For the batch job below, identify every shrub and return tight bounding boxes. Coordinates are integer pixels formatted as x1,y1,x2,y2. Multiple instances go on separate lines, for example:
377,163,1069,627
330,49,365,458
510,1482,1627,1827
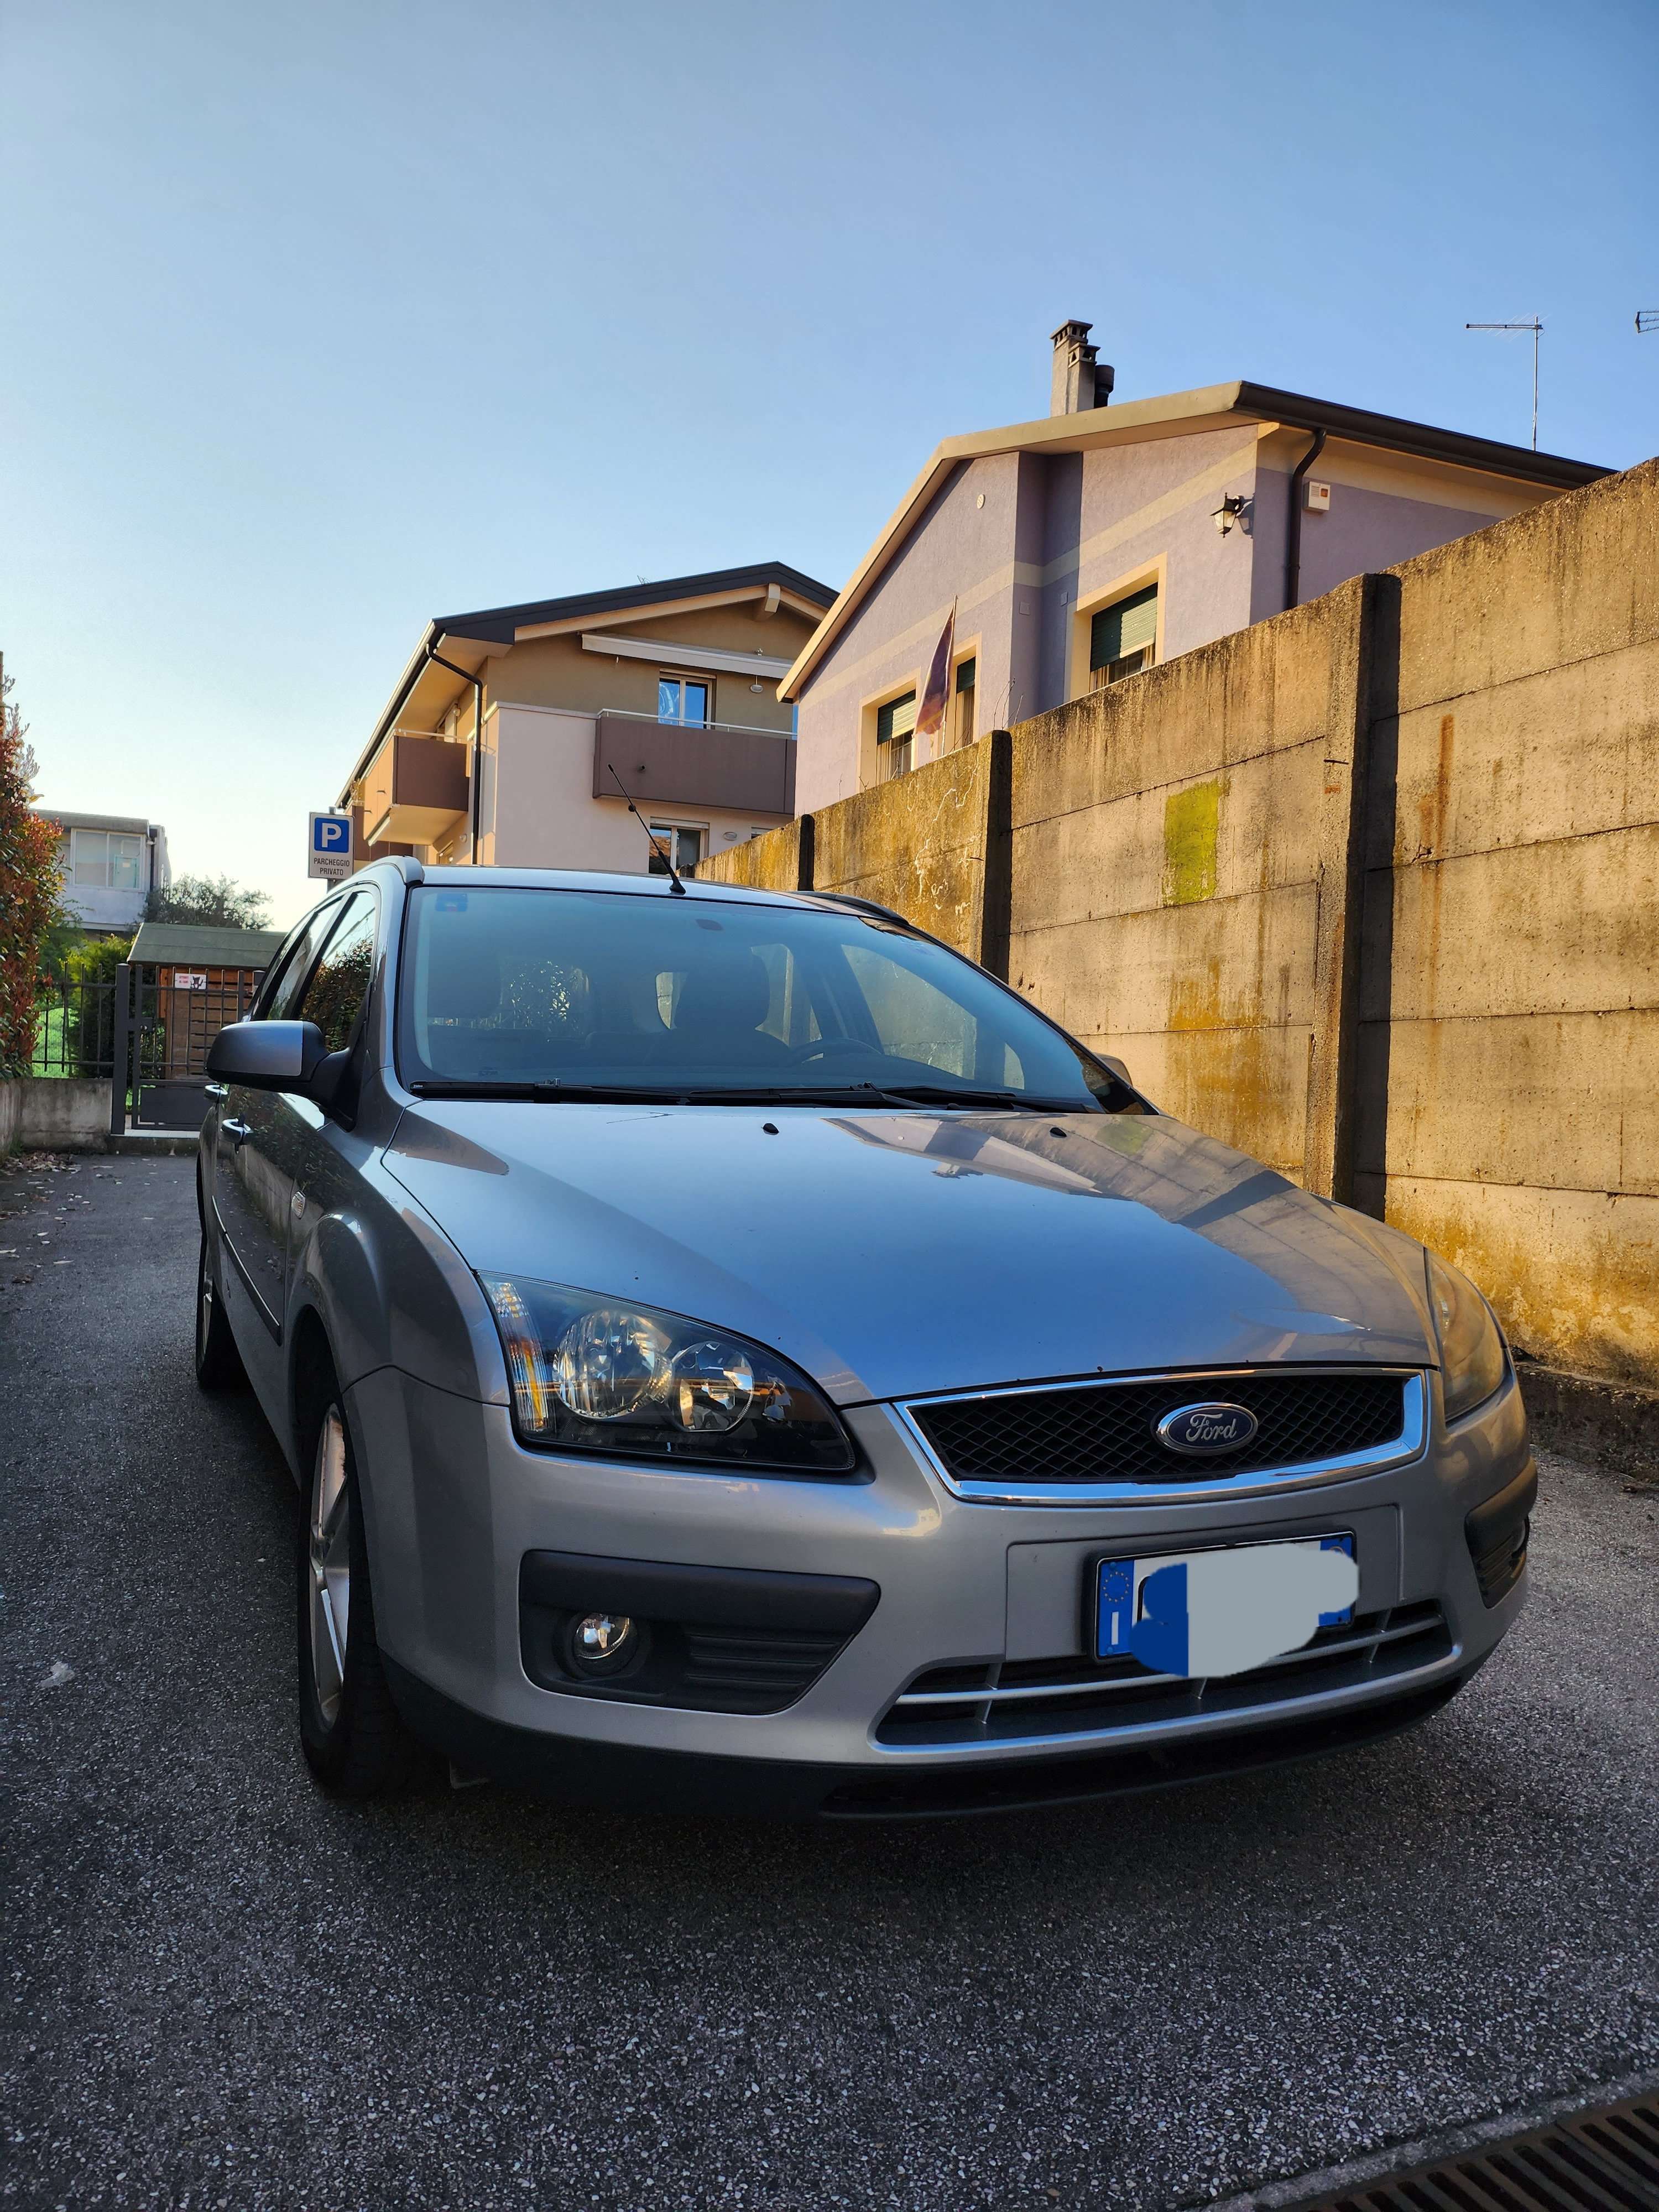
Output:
0,699,65,1077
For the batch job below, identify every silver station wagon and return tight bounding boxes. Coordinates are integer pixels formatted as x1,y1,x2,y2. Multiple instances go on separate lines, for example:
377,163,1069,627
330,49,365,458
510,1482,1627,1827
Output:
197,860,1534,1818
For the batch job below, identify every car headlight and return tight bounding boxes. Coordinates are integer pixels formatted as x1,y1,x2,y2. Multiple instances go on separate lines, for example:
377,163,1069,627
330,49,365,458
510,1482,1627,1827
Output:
477,1274,856,1473
1426,1251,1507,1423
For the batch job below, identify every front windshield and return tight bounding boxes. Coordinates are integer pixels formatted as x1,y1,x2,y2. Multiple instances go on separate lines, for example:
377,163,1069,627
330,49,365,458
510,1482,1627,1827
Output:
395,886,1147,1111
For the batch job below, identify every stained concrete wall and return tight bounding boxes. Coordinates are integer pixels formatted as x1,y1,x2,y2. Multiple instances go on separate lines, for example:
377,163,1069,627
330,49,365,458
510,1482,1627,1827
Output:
1353,457,1659,1386
702,457,1659,1389
1002,582,1368,1188
0,1078,111,1151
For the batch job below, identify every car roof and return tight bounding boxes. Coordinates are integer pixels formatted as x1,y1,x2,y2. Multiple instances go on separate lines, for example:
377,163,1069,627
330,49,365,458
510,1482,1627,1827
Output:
354,859,909,926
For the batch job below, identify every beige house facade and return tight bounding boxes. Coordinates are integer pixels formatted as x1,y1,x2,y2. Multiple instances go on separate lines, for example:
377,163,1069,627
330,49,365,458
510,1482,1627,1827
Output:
340,564,834,879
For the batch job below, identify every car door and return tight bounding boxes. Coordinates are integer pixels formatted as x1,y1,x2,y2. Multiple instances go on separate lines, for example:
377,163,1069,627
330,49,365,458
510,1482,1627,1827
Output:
212,899,343,1345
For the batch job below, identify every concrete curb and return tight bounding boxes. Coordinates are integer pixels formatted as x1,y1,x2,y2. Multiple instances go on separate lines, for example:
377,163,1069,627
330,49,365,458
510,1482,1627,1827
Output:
1518,1360,1659,1481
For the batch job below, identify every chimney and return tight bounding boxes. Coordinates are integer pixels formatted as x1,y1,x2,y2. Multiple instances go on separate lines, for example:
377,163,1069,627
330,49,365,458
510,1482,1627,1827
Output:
1049,320,1115,415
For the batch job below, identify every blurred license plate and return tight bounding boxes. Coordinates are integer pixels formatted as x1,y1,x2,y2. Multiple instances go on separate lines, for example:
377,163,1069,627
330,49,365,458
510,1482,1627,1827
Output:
1092,1532,1357,1678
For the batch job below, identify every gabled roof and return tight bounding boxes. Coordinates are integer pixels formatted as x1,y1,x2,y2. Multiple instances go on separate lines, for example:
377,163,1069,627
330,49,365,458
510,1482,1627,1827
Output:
779,379,1610,700
343,561,836,801
431,561,834,645
129,922,287,969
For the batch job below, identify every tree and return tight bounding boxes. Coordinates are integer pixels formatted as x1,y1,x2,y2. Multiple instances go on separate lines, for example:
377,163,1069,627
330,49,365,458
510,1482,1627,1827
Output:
0,660,67,1076
144,872,272,931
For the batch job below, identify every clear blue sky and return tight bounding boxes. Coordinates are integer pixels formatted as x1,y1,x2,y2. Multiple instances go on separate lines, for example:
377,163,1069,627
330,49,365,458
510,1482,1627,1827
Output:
5,0,1656,928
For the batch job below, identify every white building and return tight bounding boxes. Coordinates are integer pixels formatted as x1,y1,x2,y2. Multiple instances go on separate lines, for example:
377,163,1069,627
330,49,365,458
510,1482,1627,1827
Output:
37,809,170,936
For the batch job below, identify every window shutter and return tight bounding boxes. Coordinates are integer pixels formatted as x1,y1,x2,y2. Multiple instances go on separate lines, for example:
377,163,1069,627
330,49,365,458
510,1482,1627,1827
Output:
877,691,917,744
954,656,976,693
1090,585,1158,670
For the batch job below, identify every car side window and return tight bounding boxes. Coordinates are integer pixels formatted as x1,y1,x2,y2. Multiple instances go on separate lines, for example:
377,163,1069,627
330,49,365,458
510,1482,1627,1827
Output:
260,906,341,1021
294,894,377,1052
251,916,320,1019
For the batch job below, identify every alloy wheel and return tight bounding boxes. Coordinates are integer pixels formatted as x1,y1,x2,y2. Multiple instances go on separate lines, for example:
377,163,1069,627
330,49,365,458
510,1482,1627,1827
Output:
307,1407,352,1727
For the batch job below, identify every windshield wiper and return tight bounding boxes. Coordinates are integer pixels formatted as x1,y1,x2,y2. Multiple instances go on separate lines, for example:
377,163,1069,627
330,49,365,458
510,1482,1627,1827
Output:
406,1077,1105,1110
407,1079,919,1105
859,1083,1100,1113
601,1081,1101,1112
408,1079,697,1103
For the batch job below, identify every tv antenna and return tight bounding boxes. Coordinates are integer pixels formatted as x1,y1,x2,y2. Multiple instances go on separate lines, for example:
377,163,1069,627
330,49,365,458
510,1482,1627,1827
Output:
1638,310,1659,334
1465,317,1543,450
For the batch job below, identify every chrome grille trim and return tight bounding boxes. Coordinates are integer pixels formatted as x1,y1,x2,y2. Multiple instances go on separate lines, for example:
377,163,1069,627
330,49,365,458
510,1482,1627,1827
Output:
893,1614,1437,1708
874,1600,1458,1753
893,1366,1427,1506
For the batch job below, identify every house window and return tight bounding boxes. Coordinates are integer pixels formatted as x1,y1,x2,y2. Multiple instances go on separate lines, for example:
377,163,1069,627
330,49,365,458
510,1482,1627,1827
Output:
658,676,710,727
1089,585,1158,687
70,829,144,890
953,656,977,749
648,822,703,877
876,690,917,779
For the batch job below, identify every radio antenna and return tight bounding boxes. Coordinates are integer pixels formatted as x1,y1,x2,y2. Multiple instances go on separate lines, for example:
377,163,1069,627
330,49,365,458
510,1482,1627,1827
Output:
608,764,687,894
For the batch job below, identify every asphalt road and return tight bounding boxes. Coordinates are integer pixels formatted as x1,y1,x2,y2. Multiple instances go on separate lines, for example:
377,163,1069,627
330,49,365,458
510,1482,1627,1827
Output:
3,1150,1658,2212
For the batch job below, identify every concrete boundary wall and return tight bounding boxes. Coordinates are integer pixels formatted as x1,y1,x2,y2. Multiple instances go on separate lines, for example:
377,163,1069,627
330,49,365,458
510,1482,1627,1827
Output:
701,457,1659,1388
0,1078,113,1152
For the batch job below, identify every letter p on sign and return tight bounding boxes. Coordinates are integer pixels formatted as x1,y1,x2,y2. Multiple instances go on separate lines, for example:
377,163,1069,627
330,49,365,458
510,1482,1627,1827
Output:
309,811,352,881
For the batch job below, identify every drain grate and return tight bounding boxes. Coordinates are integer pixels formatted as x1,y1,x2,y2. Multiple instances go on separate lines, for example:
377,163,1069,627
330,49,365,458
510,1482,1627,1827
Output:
1284,2089,1659,2211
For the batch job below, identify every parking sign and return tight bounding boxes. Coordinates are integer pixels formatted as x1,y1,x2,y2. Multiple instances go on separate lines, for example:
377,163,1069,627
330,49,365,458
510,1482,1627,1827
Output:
308,811,352,881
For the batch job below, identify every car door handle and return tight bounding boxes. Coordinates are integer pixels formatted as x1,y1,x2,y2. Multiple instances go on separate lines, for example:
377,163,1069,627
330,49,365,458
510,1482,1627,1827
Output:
222,1118,252,1147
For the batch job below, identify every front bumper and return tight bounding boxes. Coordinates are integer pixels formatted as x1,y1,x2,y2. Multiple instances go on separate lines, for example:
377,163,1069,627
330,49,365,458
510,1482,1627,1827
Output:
346,1365,1531,1817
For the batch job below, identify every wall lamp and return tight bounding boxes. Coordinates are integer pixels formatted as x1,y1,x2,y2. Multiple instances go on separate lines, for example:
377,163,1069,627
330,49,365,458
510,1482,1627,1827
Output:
1212,493,1249,536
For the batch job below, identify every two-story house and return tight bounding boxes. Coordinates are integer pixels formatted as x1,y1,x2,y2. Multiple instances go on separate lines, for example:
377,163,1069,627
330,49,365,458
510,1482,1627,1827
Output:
781,322,1607,806
36,808,170,936
339,562,834,879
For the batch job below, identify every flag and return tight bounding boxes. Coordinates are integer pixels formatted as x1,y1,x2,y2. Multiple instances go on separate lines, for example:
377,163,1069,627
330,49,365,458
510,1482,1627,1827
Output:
914,603,956,750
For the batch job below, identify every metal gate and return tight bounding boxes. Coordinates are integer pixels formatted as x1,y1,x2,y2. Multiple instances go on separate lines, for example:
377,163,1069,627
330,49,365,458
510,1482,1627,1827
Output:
110,963,256,1134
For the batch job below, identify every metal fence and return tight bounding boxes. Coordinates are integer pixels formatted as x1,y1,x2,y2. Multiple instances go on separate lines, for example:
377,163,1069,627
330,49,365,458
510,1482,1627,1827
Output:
29,979,117,1077
28,967,259,1133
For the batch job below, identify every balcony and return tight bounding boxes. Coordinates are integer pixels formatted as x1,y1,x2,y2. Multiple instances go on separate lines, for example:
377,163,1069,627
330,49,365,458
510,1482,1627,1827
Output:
593,713,795,818
363,733,469,846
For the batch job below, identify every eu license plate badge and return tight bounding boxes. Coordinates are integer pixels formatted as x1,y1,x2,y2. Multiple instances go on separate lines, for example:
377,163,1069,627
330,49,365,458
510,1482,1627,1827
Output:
1093,1533,1357,1681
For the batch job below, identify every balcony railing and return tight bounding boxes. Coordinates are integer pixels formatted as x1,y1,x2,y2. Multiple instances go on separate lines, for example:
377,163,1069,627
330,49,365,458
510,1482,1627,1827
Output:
363,732,469,846
593,712,795,817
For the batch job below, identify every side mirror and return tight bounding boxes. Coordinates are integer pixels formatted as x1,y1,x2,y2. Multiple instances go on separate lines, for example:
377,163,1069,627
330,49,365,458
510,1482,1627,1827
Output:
207,1020,329,1092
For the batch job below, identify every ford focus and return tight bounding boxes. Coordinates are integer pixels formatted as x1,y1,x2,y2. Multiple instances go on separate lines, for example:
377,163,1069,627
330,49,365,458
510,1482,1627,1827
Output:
196,860,1533,1817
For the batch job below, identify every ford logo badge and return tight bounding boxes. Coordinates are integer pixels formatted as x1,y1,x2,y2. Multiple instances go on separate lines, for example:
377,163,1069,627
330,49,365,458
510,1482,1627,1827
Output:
1155,1401,1259,1457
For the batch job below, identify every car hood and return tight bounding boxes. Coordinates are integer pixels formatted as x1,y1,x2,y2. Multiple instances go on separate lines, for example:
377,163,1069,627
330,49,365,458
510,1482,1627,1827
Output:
383,1102,1436,1405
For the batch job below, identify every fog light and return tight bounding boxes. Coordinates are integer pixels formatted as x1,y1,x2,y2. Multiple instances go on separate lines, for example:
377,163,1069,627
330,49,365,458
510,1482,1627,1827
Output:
561,1611,643,1678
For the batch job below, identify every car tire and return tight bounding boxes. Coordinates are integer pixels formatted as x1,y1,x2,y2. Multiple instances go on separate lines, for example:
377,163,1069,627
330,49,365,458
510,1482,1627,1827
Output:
297,1397,418,1797
194,1224,246,1392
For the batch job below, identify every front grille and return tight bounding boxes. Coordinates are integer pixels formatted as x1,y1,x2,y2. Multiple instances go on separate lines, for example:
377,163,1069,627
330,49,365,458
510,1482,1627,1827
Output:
825,1676,1466,1818
680,1626,848,1712
909,1370,1408,1491
875,1600,1452,1748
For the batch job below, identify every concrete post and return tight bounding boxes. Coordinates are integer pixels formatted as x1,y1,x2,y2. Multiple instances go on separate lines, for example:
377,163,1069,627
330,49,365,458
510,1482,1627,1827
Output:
975,730,1013,978
1301,575,1389,1204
